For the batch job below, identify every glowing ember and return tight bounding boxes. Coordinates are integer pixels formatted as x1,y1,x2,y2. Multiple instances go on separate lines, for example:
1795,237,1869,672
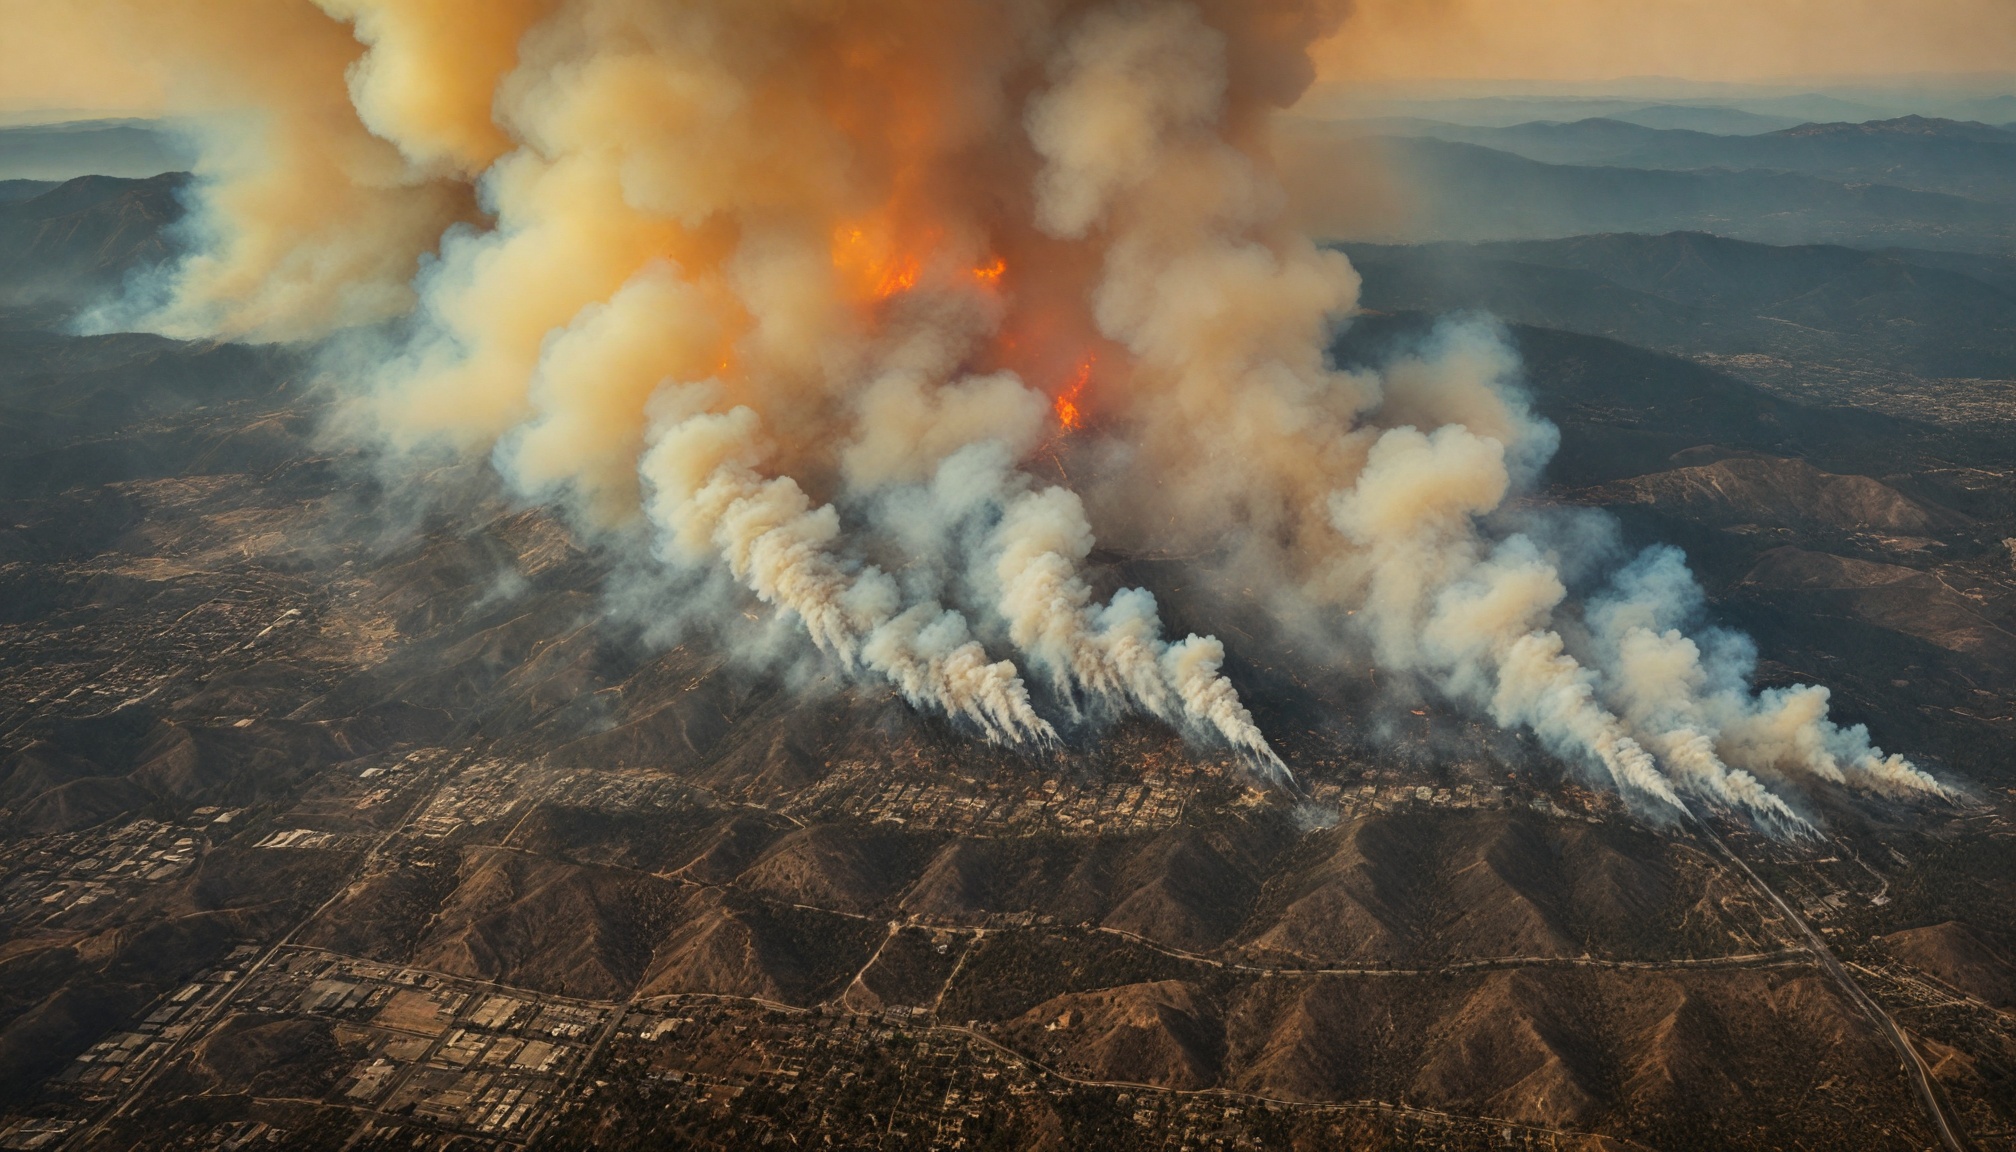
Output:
1054,356,1093,431
875,258,921,298
972,257,1006,283
833,224,927,301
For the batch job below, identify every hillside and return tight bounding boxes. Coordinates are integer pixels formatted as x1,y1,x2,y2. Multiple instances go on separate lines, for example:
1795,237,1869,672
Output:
1341,231,2016,381
0,173,189,314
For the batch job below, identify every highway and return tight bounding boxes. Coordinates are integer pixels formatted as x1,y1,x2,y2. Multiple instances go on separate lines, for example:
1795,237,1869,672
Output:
1694,822,1967,1152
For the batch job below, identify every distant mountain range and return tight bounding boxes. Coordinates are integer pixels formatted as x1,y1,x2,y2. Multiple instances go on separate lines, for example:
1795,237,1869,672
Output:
1342,115,2016,205
1318,98,1807,134
1312,88,2016,132
0,120,196,182
1282,124,2016,255
0,180,57,205
1608,103,1804,135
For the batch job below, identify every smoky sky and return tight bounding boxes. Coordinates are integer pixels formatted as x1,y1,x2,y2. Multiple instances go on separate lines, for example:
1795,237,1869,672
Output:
1317,0,2016,84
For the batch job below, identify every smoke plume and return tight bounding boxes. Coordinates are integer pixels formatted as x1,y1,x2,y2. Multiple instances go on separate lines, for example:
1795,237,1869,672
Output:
46,0,1948,827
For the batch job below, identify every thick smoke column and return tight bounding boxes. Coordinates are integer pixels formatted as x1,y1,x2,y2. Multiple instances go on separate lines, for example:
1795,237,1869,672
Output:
65,0,1946,824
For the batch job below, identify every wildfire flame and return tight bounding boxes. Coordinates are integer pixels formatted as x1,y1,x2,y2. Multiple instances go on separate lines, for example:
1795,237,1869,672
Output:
834,224,922,301
875,257,921,298
832,226,1007,304
1054,355,1093,431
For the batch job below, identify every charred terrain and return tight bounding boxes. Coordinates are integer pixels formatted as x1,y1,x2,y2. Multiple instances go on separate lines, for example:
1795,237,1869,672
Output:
0,165,2013,1152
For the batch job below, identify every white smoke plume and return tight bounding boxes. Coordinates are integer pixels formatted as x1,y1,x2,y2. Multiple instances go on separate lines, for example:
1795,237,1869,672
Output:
990,485,1289,777
640,396,1056,747
38,0,1947,824
1588,547,1951,804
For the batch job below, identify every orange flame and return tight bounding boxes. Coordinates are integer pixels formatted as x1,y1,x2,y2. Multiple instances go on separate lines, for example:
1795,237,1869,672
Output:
834,224,920,301
875,257,921,298
1054,356,1093,432
833,222,1011,305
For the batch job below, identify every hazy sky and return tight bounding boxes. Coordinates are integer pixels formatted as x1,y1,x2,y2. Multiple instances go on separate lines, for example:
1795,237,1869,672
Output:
1317,0,2016,84
0,0,2012,119
0,3,166,115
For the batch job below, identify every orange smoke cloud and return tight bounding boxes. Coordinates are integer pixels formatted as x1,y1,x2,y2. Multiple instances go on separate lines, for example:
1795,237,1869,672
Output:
0,0,478,339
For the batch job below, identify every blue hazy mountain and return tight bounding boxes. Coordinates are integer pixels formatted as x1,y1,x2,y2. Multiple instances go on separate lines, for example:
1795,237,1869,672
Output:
0,173,187,313
1283,128,2016,255
0,120,197,182
1360,115,2016,205
1605,104,1802,134
1318,92,1897,127
0,180,57,205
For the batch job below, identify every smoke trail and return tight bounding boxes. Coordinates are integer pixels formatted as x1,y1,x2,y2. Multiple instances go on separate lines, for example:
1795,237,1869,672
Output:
1163,635,1290,780
1331,426,1686,813
1590,547,1949,803
995,485,1173,715
38,0,1946,825
640,399,1054,746
990,484,1288,775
